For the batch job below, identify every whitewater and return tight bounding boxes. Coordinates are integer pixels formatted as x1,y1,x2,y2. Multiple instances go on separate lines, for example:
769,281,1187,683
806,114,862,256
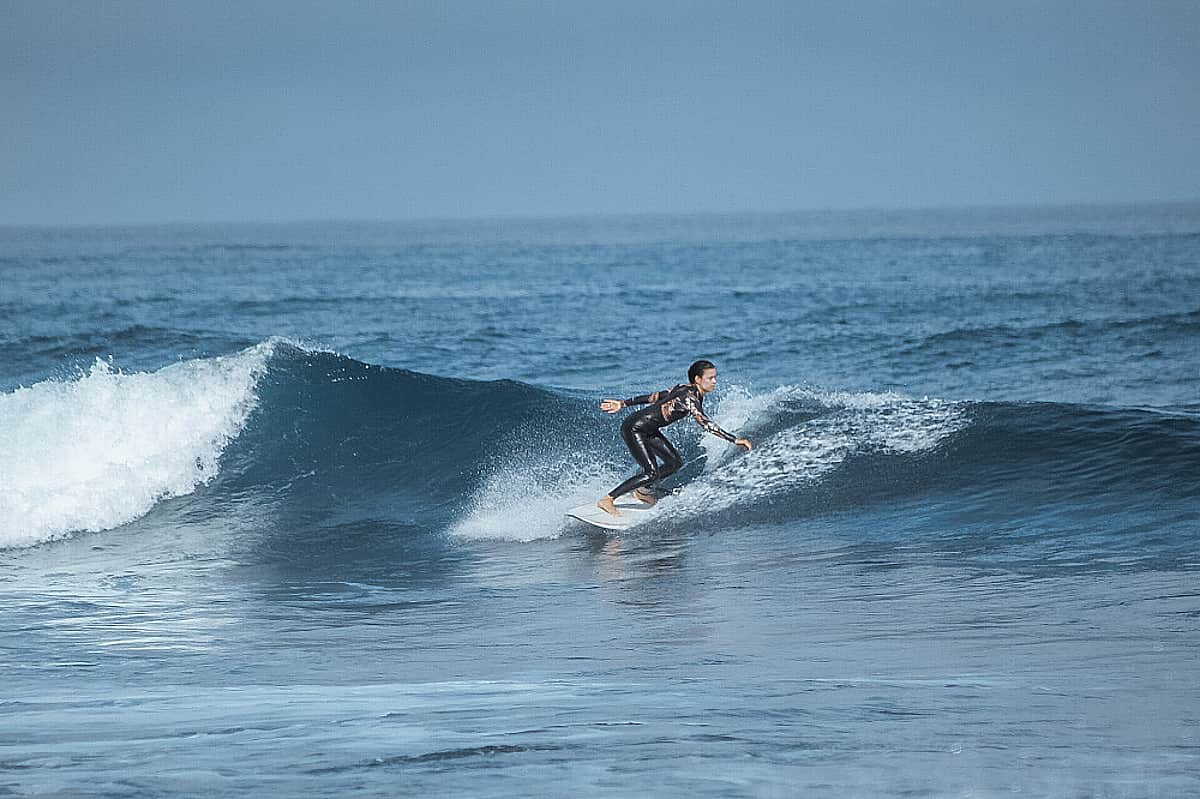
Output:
2,206,1198,797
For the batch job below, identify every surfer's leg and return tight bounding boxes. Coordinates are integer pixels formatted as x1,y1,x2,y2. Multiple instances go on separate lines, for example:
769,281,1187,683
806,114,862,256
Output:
644,434,682,482
619,426,662,492
632,434,681,504
600,427,660,514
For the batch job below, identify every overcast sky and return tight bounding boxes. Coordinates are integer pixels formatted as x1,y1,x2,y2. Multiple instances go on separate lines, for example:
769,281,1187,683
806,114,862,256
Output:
3,1,1198,225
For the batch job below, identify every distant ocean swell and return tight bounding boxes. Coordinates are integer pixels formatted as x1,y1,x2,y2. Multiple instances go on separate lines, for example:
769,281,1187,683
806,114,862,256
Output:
901,307,1200,353
1,340,1196,551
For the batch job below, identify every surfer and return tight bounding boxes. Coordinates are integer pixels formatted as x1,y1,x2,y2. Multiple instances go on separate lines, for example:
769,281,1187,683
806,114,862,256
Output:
597,360,752,517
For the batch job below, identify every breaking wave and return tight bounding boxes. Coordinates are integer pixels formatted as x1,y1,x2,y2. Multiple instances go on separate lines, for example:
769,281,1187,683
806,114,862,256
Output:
3,340,1196,551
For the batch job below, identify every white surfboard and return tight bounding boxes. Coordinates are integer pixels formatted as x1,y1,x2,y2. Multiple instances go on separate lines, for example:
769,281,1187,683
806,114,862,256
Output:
566,494,655,531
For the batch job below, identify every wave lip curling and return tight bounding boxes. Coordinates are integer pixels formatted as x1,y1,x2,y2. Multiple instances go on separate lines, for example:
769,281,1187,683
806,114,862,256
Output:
0,342,272,549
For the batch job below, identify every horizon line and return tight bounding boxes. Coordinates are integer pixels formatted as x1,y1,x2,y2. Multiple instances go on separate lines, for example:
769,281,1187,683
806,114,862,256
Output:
3,197,1200,232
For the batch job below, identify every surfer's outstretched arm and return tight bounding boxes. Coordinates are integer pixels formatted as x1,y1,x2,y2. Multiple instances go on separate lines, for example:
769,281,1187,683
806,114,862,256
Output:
599,389,666,414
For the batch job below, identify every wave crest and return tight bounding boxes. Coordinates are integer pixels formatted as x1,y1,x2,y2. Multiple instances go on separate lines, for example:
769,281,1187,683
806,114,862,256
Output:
0,343,271,548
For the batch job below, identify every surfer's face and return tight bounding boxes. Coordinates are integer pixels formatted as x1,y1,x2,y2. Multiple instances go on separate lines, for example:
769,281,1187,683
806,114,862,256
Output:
694,368,717,394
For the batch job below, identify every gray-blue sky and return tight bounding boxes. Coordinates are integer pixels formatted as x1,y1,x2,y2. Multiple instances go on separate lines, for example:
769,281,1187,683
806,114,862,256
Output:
3,0,1198,225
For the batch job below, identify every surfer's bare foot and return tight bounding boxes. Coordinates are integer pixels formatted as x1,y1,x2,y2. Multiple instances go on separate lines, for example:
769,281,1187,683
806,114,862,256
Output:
597,496,621,516
633,489,657,506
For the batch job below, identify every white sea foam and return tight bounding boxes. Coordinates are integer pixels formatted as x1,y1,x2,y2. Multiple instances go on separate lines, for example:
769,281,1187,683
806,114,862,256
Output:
676,385,967,517
449,453,621,542
0,343,273,548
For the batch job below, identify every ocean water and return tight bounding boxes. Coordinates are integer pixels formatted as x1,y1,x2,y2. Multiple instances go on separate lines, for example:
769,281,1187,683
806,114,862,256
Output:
2,204,1199,797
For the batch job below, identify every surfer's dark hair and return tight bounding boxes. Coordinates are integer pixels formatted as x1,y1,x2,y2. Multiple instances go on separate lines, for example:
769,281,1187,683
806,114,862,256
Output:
688,359,716,383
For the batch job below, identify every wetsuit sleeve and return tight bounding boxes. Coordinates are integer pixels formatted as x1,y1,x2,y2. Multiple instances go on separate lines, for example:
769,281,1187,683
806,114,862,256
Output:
622,389,666,406
681,393,738,442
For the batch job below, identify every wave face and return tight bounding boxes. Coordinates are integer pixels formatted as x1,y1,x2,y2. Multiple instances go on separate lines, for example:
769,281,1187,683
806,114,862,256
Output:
2,341,1197,553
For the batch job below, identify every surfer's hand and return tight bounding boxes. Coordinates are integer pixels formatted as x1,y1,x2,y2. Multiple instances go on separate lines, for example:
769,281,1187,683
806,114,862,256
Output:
734,438,753,452
600,399,624,414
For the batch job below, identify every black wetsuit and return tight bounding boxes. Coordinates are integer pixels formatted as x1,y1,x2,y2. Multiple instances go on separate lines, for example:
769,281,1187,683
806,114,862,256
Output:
608,383,737,499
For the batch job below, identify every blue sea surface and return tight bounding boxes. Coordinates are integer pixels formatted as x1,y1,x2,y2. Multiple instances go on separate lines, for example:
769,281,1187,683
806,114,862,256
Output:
2,204,1199,797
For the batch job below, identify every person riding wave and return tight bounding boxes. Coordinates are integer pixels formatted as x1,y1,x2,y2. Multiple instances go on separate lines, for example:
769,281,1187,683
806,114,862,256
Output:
597,359,752,517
